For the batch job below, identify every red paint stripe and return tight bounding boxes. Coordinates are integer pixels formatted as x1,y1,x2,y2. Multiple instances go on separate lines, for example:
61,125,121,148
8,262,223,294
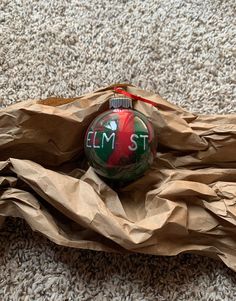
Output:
108,110,134,166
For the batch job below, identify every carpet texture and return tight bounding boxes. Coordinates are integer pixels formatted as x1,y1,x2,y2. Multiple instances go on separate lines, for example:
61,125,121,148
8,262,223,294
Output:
0,0,236,300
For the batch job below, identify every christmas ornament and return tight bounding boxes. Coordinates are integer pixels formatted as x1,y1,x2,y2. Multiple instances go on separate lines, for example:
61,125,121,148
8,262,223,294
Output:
84,88,157,183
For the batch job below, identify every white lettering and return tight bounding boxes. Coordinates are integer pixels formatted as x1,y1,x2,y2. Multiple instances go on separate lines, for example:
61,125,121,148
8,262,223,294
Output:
86,131,93,148
128,134,138,151
93,131,100,148
140,135,148,150
102,132,115,149
87,131,149,151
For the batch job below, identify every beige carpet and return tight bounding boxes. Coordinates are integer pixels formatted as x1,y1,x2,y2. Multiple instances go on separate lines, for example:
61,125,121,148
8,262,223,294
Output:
0,0,236,300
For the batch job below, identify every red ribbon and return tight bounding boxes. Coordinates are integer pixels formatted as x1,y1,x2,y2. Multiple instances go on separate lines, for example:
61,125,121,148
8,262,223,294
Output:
113,87,158,107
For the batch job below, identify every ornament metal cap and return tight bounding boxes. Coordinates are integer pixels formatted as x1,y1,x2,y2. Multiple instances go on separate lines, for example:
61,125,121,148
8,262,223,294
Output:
109,97,133,109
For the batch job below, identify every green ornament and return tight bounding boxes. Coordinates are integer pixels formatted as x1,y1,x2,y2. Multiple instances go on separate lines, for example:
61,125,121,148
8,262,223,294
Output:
84,97,157,183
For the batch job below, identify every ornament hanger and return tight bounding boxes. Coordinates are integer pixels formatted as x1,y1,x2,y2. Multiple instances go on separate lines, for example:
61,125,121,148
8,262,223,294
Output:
113,87,158,107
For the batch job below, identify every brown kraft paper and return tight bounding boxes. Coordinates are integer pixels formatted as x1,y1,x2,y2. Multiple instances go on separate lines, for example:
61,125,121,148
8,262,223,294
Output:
1,84,236,271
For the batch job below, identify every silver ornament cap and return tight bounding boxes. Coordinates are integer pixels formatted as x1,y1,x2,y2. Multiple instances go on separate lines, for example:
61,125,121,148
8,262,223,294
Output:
109,97,133,109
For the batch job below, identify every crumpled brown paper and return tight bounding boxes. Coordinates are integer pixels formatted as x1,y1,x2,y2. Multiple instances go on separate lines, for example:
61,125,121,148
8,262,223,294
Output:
1,84,236,271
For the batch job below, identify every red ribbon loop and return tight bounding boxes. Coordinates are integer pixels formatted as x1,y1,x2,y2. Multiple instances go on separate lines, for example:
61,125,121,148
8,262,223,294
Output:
113,87,158,107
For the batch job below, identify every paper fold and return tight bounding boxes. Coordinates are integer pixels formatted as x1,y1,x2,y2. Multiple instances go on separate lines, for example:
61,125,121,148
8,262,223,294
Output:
1,84,236,271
